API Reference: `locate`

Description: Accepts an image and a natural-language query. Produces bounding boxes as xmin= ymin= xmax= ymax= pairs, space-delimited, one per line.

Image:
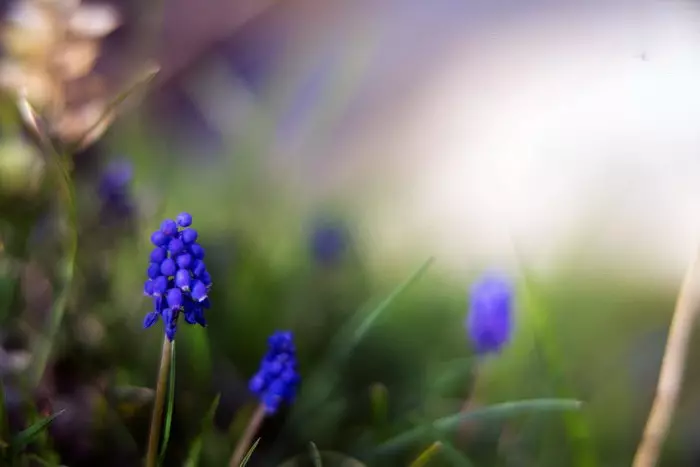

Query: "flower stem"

xmin=29 ymin=132 xmax=77 ymax=388
xmin=633 ymin=251 xmax=700 ymax=467
xmin=146 ymin=336 xmax=172 ymax=467
xmin=229 ymin=404 xmax=266 ymax=467
xmin=457 ymin=360 xmax=482 ymax=443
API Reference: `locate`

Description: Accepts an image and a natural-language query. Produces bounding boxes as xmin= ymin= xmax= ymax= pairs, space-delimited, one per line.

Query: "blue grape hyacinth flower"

xmin=310 ymin=221 xmax=346 ymax=266
xmin=98 ymin=159 xmax=135 ymax=218
xmin=466 ymin=273 xmax=513 ymax=355
xmin=142 ymin=212 xmax=212 ymax=341
xmin=248 ymin=331 xmax=301 ymax=415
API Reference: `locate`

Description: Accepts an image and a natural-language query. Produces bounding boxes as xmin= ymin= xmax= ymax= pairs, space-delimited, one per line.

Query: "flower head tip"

xmin=142 ymin=212 xmax=211 ymax=341
xmin=249 ymin=331 xmax=300 ymax=415
xmin=466 ymin=273 xmax=513 ymax=355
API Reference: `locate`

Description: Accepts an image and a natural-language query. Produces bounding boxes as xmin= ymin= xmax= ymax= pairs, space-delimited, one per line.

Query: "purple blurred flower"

xmin=98 ymin=159 xmax=135 ymax=218
xmin=310 ymin=221 xmax=346 ymax=266
xmin=466 ymin=273 xmax=513 ymax=355
xmin=99 ymin=160 xmax=133 ymax=200
xmin=248 ymin=331 xmax=300 ymax=415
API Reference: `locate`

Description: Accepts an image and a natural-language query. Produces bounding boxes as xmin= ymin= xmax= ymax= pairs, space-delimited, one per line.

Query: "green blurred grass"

xmin=0 ymin=63 xmax=694 ymax=466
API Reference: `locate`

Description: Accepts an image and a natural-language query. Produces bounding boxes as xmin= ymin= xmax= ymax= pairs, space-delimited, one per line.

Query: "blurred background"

xmin=1 ymin=0 xmax=700 ymax=465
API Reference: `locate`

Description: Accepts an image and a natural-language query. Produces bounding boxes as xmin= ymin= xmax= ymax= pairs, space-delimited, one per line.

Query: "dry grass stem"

xmin=632 ymin=250 xmax=700 ymax=467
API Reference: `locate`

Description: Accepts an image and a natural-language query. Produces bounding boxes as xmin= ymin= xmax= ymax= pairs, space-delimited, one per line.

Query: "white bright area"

xmin=332 ymin=0 xmax=700 ymax=284
xmin=190 ymin=0 xmax=700 ymax=286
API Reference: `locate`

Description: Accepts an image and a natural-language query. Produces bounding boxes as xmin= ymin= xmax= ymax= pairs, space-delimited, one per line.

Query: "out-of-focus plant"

xmin=0 ymin=2 xmax=601 ymax=462
xmin=309 ymin=220 xmax=347 ymax=267
xmin=0 ymin=0 xmax=121 ymax=149
xmin=466 ymin=273 xmax=514 ymax=356
xmin=0 ymin=1 xmax=159 ymax=462
xmin=228 ymin=331 xmax=301 ymax=466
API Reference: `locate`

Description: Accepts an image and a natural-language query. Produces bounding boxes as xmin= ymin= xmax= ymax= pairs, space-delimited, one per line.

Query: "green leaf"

xmin=513 ymin=250 xmax=598 ymax=467
xmin=279 ymin=258 xmax=434 ymax=457
xmin=182 ymin=325 xmax=213 ymax=384
xmin=295 ymin=258 xmax=434 ymax=413
xmin=402 ymin=413 xmax=475 ymax=467
xmin=183 ymin=394 xmax=221 ymax=467
xmin=158 ymin=340 xmax=177 ymax=464
xmin=0 ymin=261 xmax=17 ymax=325
xmin=21 ymin=453 xmax=59 ymax=466
xmin=430 ymin=440 xmax=474 ymax=467
xmin=239 ymin=437 xmax=261 ymax=467
xmin=369 ymin=383 xmax=388 ymax=436
xmin=28 ymin=146 xmax=77 ymax=387
xmin=11 ymin=410 xmax=65 ymax=452
xmin=339 ymin=257 xmax=434 ymax=357
xmin=408 ymin=441 xmax=442 ymax=467
xmin=278 ymin=450 xmax=366 ymax=467
xmin=420 ymin=419 xmax=475 ymax=467
xmin=430 ymin=357 xmax=476 ymax=394
xmin=70 ymin=64 xmax=160 ymax=152
xmin=376 ymin=399 xmax=582 ymax=454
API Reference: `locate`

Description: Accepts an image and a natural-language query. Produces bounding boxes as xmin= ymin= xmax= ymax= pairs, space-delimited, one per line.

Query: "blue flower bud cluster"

xmin=248 ymin=331 xmax=301 ymax=415
xmin=142 ymin=213 xmax=212 ymax=341
xmin=465 ymin=273 xmax=513 ymax=355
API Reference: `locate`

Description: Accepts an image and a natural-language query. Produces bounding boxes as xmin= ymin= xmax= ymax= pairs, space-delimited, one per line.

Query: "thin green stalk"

xmin=229 ymin=404 xmax=266 ymax=467
xmin=239 ymin=438 xmax=261 ymax=467
xmin=71 ymin=65 xmax=160 ymax=153
xmin=146 ymin=337 xmax=173 ymax=467
xmin=509 ymin=240 xmax=597 ymax=467
xmin=456 ymin=360 xmax=482 ymax=444
xmin=408 ymin=442 xmax=442 ymax=467
xmin=158 ymin=340 xmax=176 ymax=463
xmin=22 ymin=98 xmax=77 ymax=388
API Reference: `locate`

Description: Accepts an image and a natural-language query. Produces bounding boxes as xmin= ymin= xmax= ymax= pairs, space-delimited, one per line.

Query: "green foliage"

xmin=184 ymin=394 xmax=221 ymax=467
xmin=239 ymin=437 xmax=260 ymax=467
xmin=10 ymin=410 xmax=64 ymax=456
xmin=159 ymin=341 xmax=177 ymax=465
xmin=515 ymin=260 xmax=598 ymax=467
xmin=375 ymin=399 xmax=582 ymax=455
xmin=408 ymin=441 xmax=444 ymax=467
xmin=0 ymin=51 xmax=685 ymax=467
xmin=278 ymin=449 xmax=365 ymax=467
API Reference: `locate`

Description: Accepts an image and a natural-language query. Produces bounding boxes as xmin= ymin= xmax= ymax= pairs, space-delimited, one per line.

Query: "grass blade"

xmin=341 ymin=257 xmax=434 ymax=356
xmin=278 ymin=451 xmax=366 ymax=467
xmin=408 ymin=441 xmax=443 ymax=467
xmin=11 ymin=410 xmax=65 ymax=452
xmin=309 ymin=442 xmax=322 ymax=467
xmin=280 ymin=258 xmax=434 ymax=458
xmin=183 ymin=394 xmax=221 ymax=467
xmin=513 ymin=249 xmax=598 ymax=467
xmin=369 ymin=383 xmax=388 ymax=436
xmin=403 ymin=413 xmax=475 ymax=467
xmin=29 ymin=147 xmax=77 ymax=387
xmin=158 ymin=341 xmax=176 ymax=464
xmin=301 ymin=258 xmax=434 ymax=404
xmin=428 ymin=357 xmax=476 ymax=399
xmin=376 ymin=399 xmax=582 ymax=454
xmin=239 ymin=437 xmax=261 ymax=467
xmin=432 ymin=440 xmax=475 ymax=467
xmin=422 ymin=422 xmax=475 ymax=467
